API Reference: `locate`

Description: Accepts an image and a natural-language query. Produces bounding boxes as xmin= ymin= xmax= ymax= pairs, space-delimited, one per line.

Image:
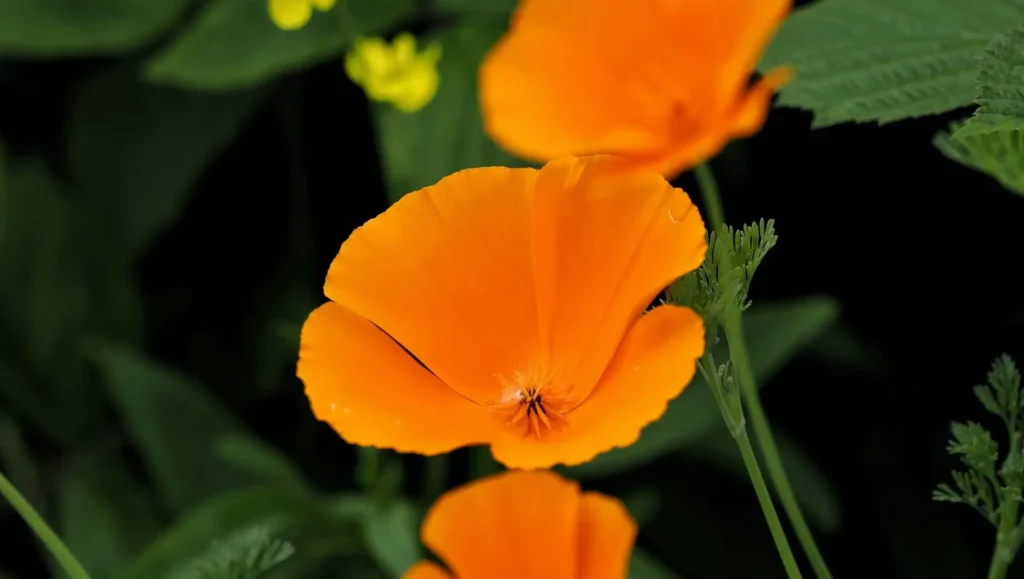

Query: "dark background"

xmin=1 ymin=7 xmax=1021 ymax=579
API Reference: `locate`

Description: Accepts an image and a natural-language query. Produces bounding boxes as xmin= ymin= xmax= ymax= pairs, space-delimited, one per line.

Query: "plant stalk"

xmin=694 ymin=162 xmax=833 ymax=579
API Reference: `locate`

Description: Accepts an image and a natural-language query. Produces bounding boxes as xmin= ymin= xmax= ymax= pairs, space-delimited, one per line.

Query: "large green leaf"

xmin=376 ymin=15 xmax=528 ymax=204
xmin=67 ymin=64 xmax=268 ymax=258
xmin=681 ymin=428 xmax=842 ymax=533
xmin=58 ymin=447 xmax=164 ymax=579
xmin=935 ymin=122 xmax=1024 ymax=199
xmin=147 ymin=0 xmax=417 ymax=91
xmin=90 ymin=342 xmax=284 ymax=513
xmin=119 ymin=487 xmax=364 ymax=579
xmin=955 ymin=25 xmax=1024 ymax=137
xmin=567 ymin=296 xmax=840 ymax=479
xmin=0 ymin=162 xmax=137 ymax=442
xmin=760 ymin=0 xmax=1024 ymax=127
xmin=0 ymin=0 xmax=187 ymax=56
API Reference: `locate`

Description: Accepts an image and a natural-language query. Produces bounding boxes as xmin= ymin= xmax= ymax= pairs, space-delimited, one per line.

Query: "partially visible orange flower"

xmin=297 ymin=155 xmax=706 ymax=470
xmin=478 ymin=0 xmax=793 ymax=179
xmin=403 ymin=470 xmax=637 ymax=579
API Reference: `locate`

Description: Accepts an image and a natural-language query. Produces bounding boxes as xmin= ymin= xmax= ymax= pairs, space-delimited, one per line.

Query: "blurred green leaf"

xmin=629 ymin=548 xmax=679 ymax=579
xmin=0 ymin=0 xmax=187 ymax=56
xmin=67 ymin=64 xmax=269 ymax=258
xmin=146 ymin=0 xmax=417 ymax=91
xmin=935 ymin=123 xmax=1024 ymax=199
xmin=0 ymin=161 xmax=138 ymax=442
xmin=681 ymin=429 xmax=841 ymax=533
xmin=376 ymin=15 xmax=528 ymax=204
xmin=120 ymin=486 xmax=360 ymax=579
xmin=436 ymin=0 xmax=517 ymax=14
xmin=90 ymin=342 xmax=283 ymax=513
xmin=58 ymin=446 xmax=164 ymax=579
xmin=622 ymin=487 xmax=661 ymax=529
xmin=759 ymin=0 xmax=1023 ymax=127
xmin=215 ymin=435 xmax=310 ymax=493
xmin=567 ymin=296 xmax=840 ymax=479
xmin=806 ymin=323 xmax=880 ymax=373
xmin=362 ymin=499 xmax=422 ymax=579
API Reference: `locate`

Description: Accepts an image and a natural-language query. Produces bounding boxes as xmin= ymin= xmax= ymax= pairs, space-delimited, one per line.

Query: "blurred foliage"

xmin=0 ymin=0 xmax=974 ymax=577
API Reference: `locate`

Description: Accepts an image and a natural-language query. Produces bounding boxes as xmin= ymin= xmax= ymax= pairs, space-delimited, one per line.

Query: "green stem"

xmin=700 ymin=357 xmax=801 ymax=578
xmin=988 ymin=434 xmax=1021 ymax=579
xmin=0 ymin=468 xmax=91 ymax=579
xmin=422 ymin=455 xmax=449 ymax=502
xmin=694 ymin=163 xmax=833 ymax=579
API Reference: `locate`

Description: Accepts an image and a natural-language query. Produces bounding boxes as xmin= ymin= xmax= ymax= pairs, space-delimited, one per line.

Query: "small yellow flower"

xmin=269 ymin=0 xmax=335 ymax=31
xmin=344 ymin=33 xmax=443 ymax=114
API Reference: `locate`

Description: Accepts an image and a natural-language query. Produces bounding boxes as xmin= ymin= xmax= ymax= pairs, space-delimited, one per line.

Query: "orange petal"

xmin=577 ymin=492 xmax=638 ymax=579
xmin=490 ymin=305 xmax=704 ymax=469
xmin=731 ymin=66 xmax=794 ymax=136
xmin=402 ymin=561 xmax=453 ymax=579
xmin=530 ymin=156 xmax=705 ymax=406
xmin=323 ymin=167 xmax=541 ymax=404
xmin=421 ymin=470 xmax=581 ymax=579
xmin=479 ymin=0 xmax=791 ymax=176
xmin=297 ymin=302 xmax=496 ymax=454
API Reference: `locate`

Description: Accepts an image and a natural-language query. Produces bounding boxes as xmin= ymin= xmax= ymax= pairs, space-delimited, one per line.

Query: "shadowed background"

xmin=0 ymin=0 xmax=1020 ymax=578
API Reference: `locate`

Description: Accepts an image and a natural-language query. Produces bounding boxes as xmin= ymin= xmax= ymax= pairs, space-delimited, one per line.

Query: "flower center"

xmin=490 ymin=371 xmax=575 ymax=439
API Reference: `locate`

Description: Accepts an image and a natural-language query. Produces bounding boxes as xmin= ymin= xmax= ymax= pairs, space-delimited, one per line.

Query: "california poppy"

xmin=403 ymin=470 xmax=637 ymax=579
xmin=268 ymin=0 xmax=335 ymax=30
xmin=298 ymin=155 xmax=706 ymax=469
xmin=478 ymin=0 xmax=792 ymax=179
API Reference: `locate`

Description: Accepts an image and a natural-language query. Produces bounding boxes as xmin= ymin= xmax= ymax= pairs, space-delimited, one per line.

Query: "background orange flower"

xmin=297 ymin=155 xmax=706 ymax=469
xmin=479 ymin=0 xmax=792 ymax=179
xmin=403 ymin=470 xmax=637 ymax=579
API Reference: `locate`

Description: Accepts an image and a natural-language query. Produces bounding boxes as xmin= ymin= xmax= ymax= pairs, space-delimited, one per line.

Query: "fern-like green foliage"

xmin=177 ymin=526 xmax=296 ymax=579
xmin=759 ymin=0 xmax=1024 ymax=127
xmin=667 ymin=219 xmax=777 ymax=336
xmin=956 ymin=25 xmax=1024 ymax=138
xmin=934 ymin=124 xmax=1024 ymax=198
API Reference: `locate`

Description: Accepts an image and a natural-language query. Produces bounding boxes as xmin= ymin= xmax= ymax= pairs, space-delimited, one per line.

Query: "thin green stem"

xmin=422 ymin=455 xmax=449 ymax=502
xmin=988 ymin=433 xmax=1022 ymax=579
xmin=694 ymin=162 xmax=833 ymax=579
xmin=0 ymin=468 xmax=90 ymax=579
xmin=700 ymin=357 xmax=801 ymax=578
xmin=736 ymin=431 xmax=803 ymax=578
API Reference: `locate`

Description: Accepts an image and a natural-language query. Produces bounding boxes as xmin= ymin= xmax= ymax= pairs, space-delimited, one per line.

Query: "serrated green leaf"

xmin=0 ymin=0 xmax=187 ymax=56
xmin=67 ymin=63 xmax=268 ymax=258
xmin=566 ymin=296 xmax=840 ymax=479
xmin=90 ymin=342 xmax=281 ymax=513
xmin=934 ymin=123 xmax=1024 ymax=198
xmin=376 ymin=15 xmax=529 ymax=204
xmin=680 ymin=428 xmax=842 ymax=533
xmin=58 ymin=447 xmax=164 ymax=579
xmin=956 ymin=25 xmax=1024 ymax=137
xmin=146 ymin=0 xmax=416 ymax=91
xmin=760 ymin=0 xmax=1024 ymax=127
xmin=119 ymin=487 xmax=360 ymax=579
xmin=362 ymin=499 xmax=422 ymax=578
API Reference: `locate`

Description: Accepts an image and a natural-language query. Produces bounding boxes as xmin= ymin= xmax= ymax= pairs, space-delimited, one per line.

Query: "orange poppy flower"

xmin=403 ymin=470 xmax=637 ymax=579
xmin=297 ymin=155 xmax=706 ymax=469
xmin=478 ymin=0 xmax=793 ymax=179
